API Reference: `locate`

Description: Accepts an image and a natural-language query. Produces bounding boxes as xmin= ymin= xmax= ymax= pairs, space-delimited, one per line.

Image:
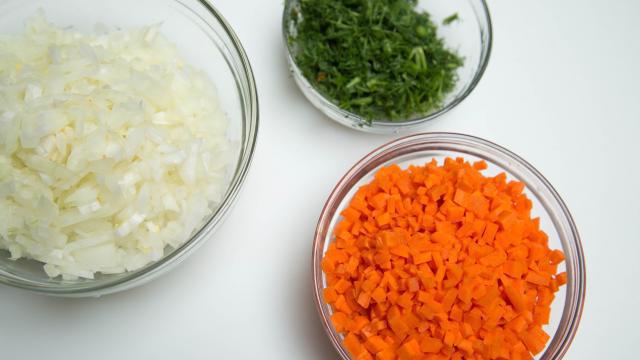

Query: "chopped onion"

xmin=0 ymin=13 xmax=232 ymax=279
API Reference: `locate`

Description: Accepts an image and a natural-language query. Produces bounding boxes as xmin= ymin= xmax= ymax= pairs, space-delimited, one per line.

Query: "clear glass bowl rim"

xmin=282 ymin=0 xmax=494 ymax=130
xmin=0 ymin=0 xmax=260 ymax=297
xmin=312 ymin=132 xmax=586 ymax=359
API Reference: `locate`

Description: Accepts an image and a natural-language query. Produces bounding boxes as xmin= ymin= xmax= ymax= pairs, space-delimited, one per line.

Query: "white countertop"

xmin=1 ymin=0 xmax=639 ymax=358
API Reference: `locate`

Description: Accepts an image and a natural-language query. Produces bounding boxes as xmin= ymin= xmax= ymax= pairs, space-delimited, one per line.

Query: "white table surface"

xmin=2 ymin=0 xmax=639 ymax=358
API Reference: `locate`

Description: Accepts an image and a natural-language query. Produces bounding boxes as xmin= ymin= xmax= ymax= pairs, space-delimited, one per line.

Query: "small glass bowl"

xmin=313 ymin=133 xmax=586 ymax=358
xmin=0 ymin=0 xmax=259 ymax=297
xmin=283 ymin=0 xmax=492 ymax=134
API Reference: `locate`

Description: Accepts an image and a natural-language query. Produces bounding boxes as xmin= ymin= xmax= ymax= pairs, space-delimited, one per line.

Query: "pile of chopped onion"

xmin=0 ymin=14 xmax=232 ymax=279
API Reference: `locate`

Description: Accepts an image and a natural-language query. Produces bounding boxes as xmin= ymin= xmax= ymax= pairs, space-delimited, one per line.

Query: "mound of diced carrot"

xmin=321 ymin=158 xmax=566 ymax=360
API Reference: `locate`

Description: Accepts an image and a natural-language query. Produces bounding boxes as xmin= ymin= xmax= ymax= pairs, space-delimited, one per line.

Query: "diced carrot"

xmin=377 ymin=213 xmax=392 ymax=227
xmin=461 ymin=322 xmax=474 ymax=338
xmin=525 ymin=272 xmax=550 ymax=286
xmin=504 ymin=260 xmax=527 ymax=278
xmin=420 ymin=336 xmax=443 ymax=353
xmin=556 ymin=271 xmax=568 ymax=286
xmin=549 ymin=249 xmax=565 ymax=265
xmin=335 ymin=278 xmax=352 ymax=294
xmin=473 ymin=160 xmax=488 ymax=170
xmin=457 ymin=339 xmax=474 ymax=354
xmin=506 ymin=315 xmax=529 ymax=333
xmin=504 ymin=284 xmax=527 ymax=312
xmin=351 ymin=316 xmax=370 ymax=333
xmin=397 ymin=292 xmax=414 ymax=309
xmin=521 ymin=326 xmax=550 ymax=355
xmin=398 ymin=338 xmax=421 ymax=359
xmin=407 ymin=277 xmax=420 ymax=292
xmin=335 ymin=295 xmax=353 ymax=314
xmin=533 ymin=305 xmax=551 ymax=325
xmin=331 ymin=312 xmax=350 ymax=332
xmin=358 ymin=292 xmax=372 ymax=309
xmin=365 ymin=335 xmax=390 ymax=354
xmin=390 ymin=245 xmax=410 ymax=258
xmin=481 ymin=222 xmax=499 ymax=244
xmin=371 ymin=287 xmax=387 ymax=304
xmin=375 ymin=349 xmax=395 ymax=360
xmin=324 ymin=287 xmax=338 ymax=303
xmin=344 ymin=333 xmax=365 ymax=357
xmin=450 ymin=304 xmax=463 ymax=322
xmin=321 ymin=159 xmax=565 ymax=360
xmin=412 ymin=251 xmax=431 ymax=265
xmin=342 ymin=207 xmax=362 ymax=222
xmin=388 ymin=315 xmax=410 ymax=339
xmin=453 ymin=189 xmax=469 ymax=207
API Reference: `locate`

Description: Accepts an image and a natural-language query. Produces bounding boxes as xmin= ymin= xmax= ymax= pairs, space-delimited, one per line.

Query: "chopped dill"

xmin=288 ymin=0 xmax=463 ymax=123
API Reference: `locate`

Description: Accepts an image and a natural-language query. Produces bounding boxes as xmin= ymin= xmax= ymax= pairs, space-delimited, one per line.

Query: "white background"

xmin=1 ymin=0 xmax=639 ymax=359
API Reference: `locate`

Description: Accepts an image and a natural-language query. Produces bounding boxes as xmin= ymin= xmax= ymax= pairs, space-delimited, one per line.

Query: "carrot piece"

xmin=441 ymin=288 xmax=458 ymax=312
xmin=331 ymin=312 xmax=350 ymax=332
xmin=344 ymin=333 xmax=365 ymax=357
xmin=397 ymin=292 xmax=414 ymax=309
xmin=420 ymin=336 xmax=443 ymax=353
xmin=533 ymin=305 xmax=551 ymax=325
xmin=521 ymin=326 xmax=550 ymax=355
xmin=525 ymin=271 xmax=550 ymax=286
xmin=371 ymin=287 xmax=387 ymax=304
xmin=388 ymin=315 xmax=410 ymax=339
xmin=375 ymin=349 xmax=395 ymax=360
xmin=351 ymin=316 xmax=370 ymax=333
xmin=412 ymin=251 xmax=431 ymax=265
xmin=335 ymin=278 xmax=352 ymax=294
xmin=481 ymin=222 xmax=499 ymax=244
xmin=335 ymin=295 xmax=353 ymax=314
xmin=390 ymin=245 xmax=410 ymax=258
xmin=342 ymin=207 xmax=362 ymax=222
xmin=504 ymin=260 xmax=527 ymax=278
xmin=407 ymin=277 xmax=420 ymax=292
xmin=457 ymin=339 xmax=474 ymax=354
xmin=556 ymin=271 xmax=568 ymax=286
xmin=479 ymin=249 xmax=506 ymax=267
xmin=457 ymin=281 xmax=473 ymax=304
xmin=465 ymin=308 xmax=483 ymax=332
xmin=365 ymin=335 xmax=390 ymax=354
xmin=450 ymin=304 xmax=463 ymax=322
xmin=473 ymin=160 xmax=488 ymax=170
xmin=398 ymin=338 xmax=421 ymax=359
xmin=461 ymin=322 xmax=474 ymax=338
xmin=324 ymin=287 xmax=338 ymax=303
xmin=477 ymin=286 xmax=500 ymax=308
xmin=358 ymin=292 xmax=372 ymax=309
xmin=537 ymin=288 xmax=555 ymax=307
xmin=453 ymin=189 xmax=470 ymax=207
xmin=507 ymin=315 xmax=528 ymax=334
xmin=371 ymin=193 xmax=390 ymax=210
xmin=355 ymin=351 xmax=374 ymax=360
xmin=504 ymin=284 xmax=527 ymax=312
xmin=376 ymin=213 xmax=392 ymax=227
xmin=549 ymin=249 xmax=565 ymax=265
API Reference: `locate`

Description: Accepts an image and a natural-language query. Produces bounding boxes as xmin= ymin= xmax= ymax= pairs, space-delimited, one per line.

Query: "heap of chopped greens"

xmin=288 ymin=0 xmax=463 ymax=123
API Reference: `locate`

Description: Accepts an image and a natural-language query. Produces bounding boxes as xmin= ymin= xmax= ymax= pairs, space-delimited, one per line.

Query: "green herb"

xmin=442 ymin=13 xmax=460 ymax=25
xmin=288 ymin=0 xmax=463 ymax=123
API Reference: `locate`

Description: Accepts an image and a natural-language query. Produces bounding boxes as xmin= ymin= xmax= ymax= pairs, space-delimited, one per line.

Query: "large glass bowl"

xmin=0 ymin=0 xmax=259 ymax=297
xmin=313 ymin=133 xmax=586 ymax=358
xmin=283 ymin=0 xmax=492 ymax=134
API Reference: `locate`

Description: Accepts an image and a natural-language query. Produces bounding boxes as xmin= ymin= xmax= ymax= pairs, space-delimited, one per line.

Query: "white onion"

xmin=0 ymin=13 xmax=231 ymax=279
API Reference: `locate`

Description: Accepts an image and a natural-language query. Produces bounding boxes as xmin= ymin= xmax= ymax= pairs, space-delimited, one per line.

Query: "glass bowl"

xmin=283 ymin=0 xmax=492 ymax=134
xmin=0 ymin=0 xmax=259 ymax=297
xmin=313 ymin=133 xmax=585 ymax=358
